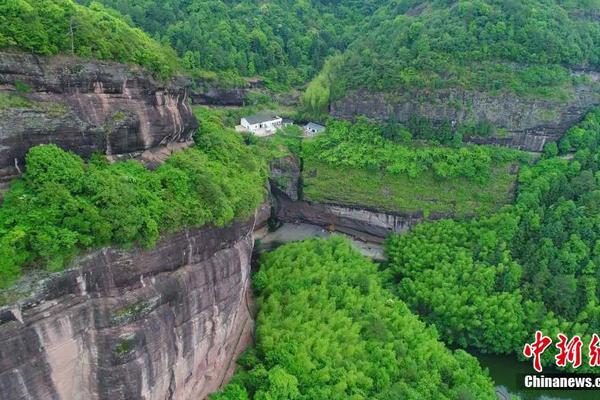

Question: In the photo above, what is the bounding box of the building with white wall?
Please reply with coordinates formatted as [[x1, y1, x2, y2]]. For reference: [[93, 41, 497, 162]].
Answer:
[[239, 111, 283, 136]]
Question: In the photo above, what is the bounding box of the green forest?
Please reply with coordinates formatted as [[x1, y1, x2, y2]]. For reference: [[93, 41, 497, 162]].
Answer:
[[0, 0, 179, 78], [385, 108, 600, 369], [212, 238, 497, 399]]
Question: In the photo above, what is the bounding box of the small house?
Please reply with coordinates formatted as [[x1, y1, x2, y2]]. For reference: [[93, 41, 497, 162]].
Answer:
[[239, 111, 282, 136], [303, 122, 326, 137]]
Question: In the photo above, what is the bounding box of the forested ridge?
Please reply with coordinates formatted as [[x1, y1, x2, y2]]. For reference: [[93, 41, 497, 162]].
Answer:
[[0, 0, 180, 78]]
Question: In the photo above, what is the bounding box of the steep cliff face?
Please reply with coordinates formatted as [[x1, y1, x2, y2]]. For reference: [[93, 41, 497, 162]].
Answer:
[[273, 192, 424, 242], [0, 203, 270, 400], [331, 74, 600, 151], [0, 51, 198, 183]]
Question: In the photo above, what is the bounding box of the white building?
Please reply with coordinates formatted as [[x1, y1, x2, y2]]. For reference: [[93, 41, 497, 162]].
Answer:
[[303, 122, 326, 137], [239, 111, 283, 136]]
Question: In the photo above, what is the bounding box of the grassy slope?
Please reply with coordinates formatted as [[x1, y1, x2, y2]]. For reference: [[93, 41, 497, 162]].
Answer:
[[303, 159, 517, 217]]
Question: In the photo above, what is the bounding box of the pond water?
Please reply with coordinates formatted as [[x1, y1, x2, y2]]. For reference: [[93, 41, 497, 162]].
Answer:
[[256, 223, 598, 400], [477, 353, 600, 400]]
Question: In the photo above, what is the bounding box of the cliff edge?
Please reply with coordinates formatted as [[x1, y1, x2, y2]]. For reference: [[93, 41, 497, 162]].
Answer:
[[0, 203, 270, 400]]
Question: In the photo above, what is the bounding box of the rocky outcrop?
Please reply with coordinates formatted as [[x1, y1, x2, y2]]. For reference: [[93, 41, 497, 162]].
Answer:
[[190, 78, 264, 106], [190, 87, 248, 106], [331, 75, 600, 151], [190, 79, 299, 107], [0, 51, 198, 178], [269, 155, 301, 201], [273, 191, 424, 242], [0, 203, 270, 400]]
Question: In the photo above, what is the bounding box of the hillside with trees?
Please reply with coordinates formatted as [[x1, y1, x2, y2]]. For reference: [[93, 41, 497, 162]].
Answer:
[[302, 0, 600, 117], [76, 0, 387, 86], [0, 0, 180, 78]]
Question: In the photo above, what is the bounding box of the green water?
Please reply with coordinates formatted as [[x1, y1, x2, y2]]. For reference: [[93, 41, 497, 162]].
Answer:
[[476, 353, 600, 400]]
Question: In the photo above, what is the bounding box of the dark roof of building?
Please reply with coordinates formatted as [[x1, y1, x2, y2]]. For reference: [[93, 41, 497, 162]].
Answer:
[[304, 122, 326, 132], [243, 111, 279, 125]]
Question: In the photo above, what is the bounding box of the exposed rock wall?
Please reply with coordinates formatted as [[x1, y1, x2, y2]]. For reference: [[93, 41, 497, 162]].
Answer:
[[189, 79, 299, 107], [273, 191, 424, 242], [269, 155, 301, 201], [0, 51, 198, 179], [0, 203, 270, 400], [190, 87, 248, 106], [331, 77, 600, 151]]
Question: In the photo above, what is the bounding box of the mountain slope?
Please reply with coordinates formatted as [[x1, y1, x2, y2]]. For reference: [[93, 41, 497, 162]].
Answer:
[[0, 0, 179, 78], [302, 0, 600, 150], [77, 0, 388, 86]]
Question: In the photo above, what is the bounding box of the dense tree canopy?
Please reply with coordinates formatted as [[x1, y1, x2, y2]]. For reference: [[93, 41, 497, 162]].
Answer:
[[0, 116, 267, 289], [212, 237, 496, 399], [385, 108, 600, 369], [77, 0, 386, 86], [303, 0, 600, 108], [0, 0, 180, 78]]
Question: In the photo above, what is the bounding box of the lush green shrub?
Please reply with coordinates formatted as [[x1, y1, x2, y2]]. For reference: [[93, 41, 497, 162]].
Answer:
[[303, 118, 524, 183]]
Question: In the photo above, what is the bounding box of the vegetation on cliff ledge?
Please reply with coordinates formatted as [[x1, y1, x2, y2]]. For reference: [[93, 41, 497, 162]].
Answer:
[[212, 237, 496, 399], [0, 0, 179, 78], [0, 120, 266, 289], [301, 118, 525, 216]]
